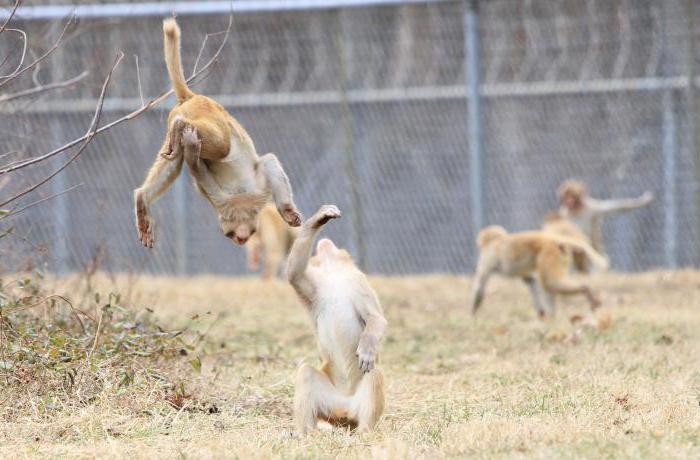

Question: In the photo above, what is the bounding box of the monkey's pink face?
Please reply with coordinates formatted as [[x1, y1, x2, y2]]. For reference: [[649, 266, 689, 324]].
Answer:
[[562, 193, 582, 211], [312, 238, 353, 267], [219, 217, 257, 246]]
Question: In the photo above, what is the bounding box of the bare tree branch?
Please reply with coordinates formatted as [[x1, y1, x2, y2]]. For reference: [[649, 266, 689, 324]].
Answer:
[[0, 71, 87, 103], [0, 52, 124, 208], [134, 54, 144, 106], [0, 14, 75, 89], [0, 183, 82, 220], [0, 14, 233, 176], [0, 28, 27, 79], [0, 0, 20, 36]]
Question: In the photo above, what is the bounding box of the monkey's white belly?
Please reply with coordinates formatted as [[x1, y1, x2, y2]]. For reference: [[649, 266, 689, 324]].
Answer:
[[315, 284, 363, 393]]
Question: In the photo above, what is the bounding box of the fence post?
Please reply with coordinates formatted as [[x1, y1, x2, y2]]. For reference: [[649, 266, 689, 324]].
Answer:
[[662, 90, 677, 268], [464, 0, 484, 245], [174, 170, 188, 275], [50, 121, 69, 273], [688, 0, 700, 263], [334, 9, 367, 270]]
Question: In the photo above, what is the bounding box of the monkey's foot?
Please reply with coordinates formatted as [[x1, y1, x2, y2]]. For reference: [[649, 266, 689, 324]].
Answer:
[[280, 203, 303, 227], [135, 194, 155, 248], [181, 124, 200, 149], [161, 118, 187, 160], [309, 204, 341, 229]]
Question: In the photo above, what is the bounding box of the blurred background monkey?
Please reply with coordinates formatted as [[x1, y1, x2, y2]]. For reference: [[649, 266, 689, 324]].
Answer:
[[556, 179, 653, 258], [470, 225, 609, 318], [287, 205, 386, 434], [246, 204, 300, 280]]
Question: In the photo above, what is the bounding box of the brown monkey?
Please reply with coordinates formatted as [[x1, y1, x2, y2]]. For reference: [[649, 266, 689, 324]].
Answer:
[[134, 18, 301, 248], [542, 211, 592, 273], [557, 179, 653, 257], [470, 225, 609, 318], [287, 205, 386, 434], [246, 203, 300, 280]]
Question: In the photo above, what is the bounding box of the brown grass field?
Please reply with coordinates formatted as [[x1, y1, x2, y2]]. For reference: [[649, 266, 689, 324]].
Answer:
[[1, 270, 699, 459]]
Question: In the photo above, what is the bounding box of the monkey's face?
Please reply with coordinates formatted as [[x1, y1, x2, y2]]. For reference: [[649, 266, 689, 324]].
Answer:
[[557, 180, 586, 211], [219, 215, 258, 246], [561, 191, 582, 211], [311, 238, 354, 268]]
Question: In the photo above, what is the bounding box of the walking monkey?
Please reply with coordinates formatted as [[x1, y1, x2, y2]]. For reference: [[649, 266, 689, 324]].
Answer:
[[287, 205, 386, 434], [557, 179, 653, 257], [542, 211, 593, 273], [134, 18, 301, 248], [246, 204, 300, 280], [470, 225, 609, 318]]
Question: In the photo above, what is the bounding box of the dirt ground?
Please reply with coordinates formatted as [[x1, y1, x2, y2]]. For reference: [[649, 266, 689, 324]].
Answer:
[[1, 270, 700, 459]]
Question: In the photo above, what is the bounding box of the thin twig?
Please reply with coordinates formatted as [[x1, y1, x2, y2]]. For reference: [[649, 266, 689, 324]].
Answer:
[[0, 52, 123, 207], [0, 183, 82, 220], [0, 28, 27, 79], [0, 14, 233, 175], [0, 0, 20, 36], [0, 71, 88, 103], [134, 54, 144, 107], [0, 15, 75, 88]]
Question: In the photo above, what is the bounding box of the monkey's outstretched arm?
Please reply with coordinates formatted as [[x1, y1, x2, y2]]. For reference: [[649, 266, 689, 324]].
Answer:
[[585, 191, 653, 215], [134, 136, 184, 248], [257, 153, 302, 227], [287, 205, 342, 306]]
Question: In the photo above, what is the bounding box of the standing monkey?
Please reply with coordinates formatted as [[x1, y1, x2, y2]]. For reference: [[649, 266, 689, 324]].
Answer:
[[557, 179, 653, 257], [287, 205, 386, 434], [470, 225, 609, 318], [134, 18, 301, 248], [246, 204, 300, 280]]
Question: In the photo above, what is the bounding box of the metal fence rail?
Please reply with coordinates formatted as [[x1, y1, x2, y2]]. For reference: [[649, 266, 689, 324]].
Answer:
[[1, 0, 697, 275]]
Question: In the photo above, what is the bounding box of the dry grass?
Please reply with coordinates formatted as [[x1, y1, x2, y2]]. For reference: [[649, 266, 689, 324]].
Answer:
[[1, 270, 699, 459]]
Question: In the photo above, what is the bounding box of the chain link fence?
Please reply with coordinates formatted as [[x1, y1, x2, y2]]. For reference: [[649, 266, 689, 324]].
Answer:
[[1, 0, 698, 275]]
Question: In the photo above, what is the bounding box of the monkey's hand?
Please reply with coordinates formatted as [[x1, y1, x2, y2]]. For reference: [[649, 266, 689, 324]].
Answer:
[[135, 194, 155, 248], [308, 205, 341, 229], [356, 332, 378, 373], [640, 191, 654, 205]]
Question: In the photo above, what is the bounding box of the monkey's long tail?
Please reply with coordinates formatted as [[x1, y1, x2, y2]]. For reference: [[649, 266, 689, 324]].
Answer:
[[550, 235, 610, 271], [163, 18, 195, 103]]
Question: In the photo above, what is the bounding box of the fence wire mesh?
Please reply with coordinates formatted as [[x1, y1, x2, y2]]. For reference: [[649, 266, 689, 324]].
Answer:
[[1, 0, 698, 275]]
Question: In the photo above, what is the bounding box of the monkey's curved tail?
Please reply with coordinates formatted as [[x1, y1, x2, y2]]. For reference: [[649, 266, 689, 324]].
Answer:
[[550, 235, 610, 271], [163, 18, 195, 103]]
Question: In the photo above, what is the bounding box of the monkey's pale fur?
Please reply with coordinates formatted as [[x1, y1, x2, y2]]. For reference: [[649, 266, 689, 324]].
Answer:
[[557, 179, 653, 258], [246, 204, 300, 280], [470, 225, 609, 317], [133, 18, 301, 248], [287, 205, 386, 434]]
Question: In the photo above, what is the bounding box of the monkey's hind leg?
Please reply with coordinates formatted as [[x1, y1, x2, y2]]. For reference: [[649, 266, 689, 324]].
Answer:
[[350, 368, 385, 432], [538, 247, 600, 311], [294, 363, 351, 435], [261, 230, 284, 280], [163, 116, 230, 161]]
